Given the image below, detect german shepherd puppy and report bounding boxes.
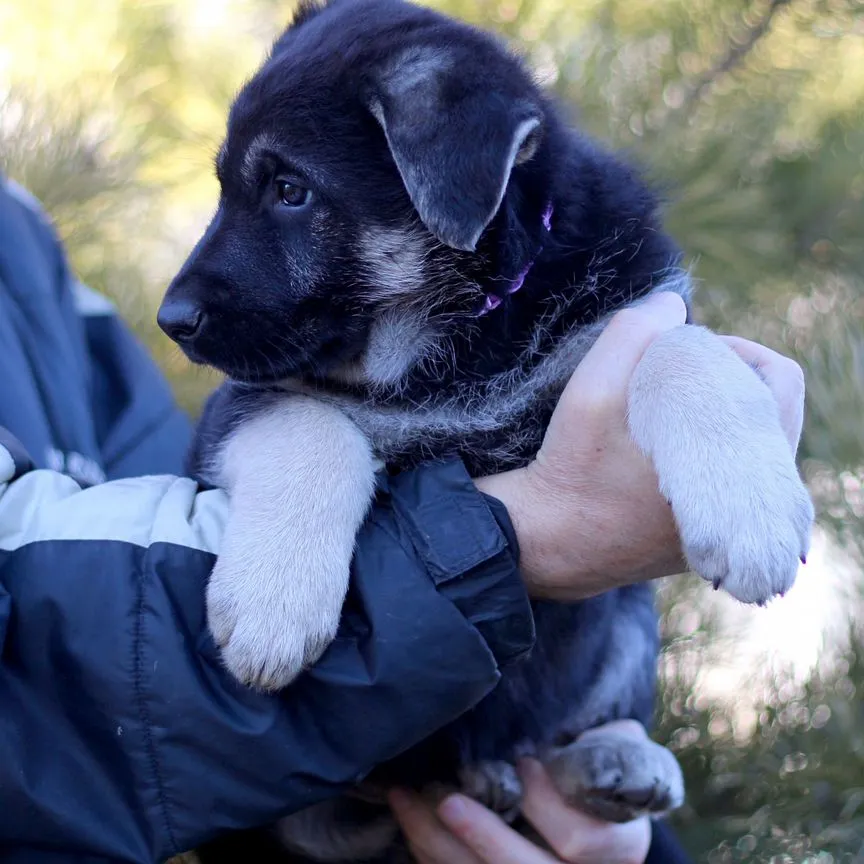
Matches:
[158,0,814,858]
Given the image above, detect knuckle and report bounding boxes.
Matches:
[603,300,686,356]
[612,293,686,330]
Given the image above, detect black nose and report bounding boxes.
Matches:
[157,299,205,344]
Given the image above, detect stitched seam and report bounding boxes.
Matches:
[132,550,179,855]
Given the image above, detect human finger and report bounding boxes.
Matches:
[557,291,688,423]
[437,793,560,863]
[389,789,485,864]
[518,759,651,864]
[718,335,805,452]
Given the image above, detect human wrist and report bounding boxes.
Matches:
[475,466,686,600]
[475,467,576,599]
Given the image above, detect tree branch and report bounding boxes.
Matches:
[682,0,795,113]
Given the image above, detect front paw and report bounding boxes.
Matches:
[677,446,814,605]
[543,727,684,823]
[628,324,815,607]
[206,547,347,692]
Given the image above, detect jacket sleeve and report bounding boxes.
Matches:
[1,177,193,481]
[0,432,533,864]
[75,280,195,480]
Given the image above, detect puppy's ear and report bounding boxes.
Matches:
[365,47,542,252]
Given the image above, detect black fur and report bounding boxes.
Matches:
[162,1,691,859]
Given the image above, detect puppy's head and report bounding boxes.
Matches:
[159,0,548,385]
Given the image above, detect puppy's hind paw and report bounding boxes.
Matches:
[459,761,523,823]
[543,726,684,824]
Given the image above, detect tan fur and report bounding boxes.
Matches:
[208,397,378,690]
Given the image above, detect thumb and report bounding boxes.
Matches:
[568,292,688,408]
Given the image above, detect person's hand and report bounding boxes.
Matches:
[717,335,805,453]
[475,293,807,600]
[389,720,652,864]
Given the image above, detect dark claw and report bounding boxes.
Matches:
[800,555,807,565]
[712,576,722,591]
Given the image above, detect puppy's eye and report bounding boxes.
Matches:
[275,178,312,208]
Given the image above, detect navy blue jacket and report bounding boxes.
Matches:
[0,177,534,863]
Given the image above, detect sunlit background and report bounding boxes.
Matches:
[2,0,863,860]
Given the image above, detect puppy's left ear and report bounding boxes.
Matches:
[365,48,542,252]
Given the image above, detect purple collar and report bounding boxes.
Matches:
[477,202,554,316]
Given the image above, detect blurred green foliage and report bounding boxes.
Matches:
[2,0,863,860]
